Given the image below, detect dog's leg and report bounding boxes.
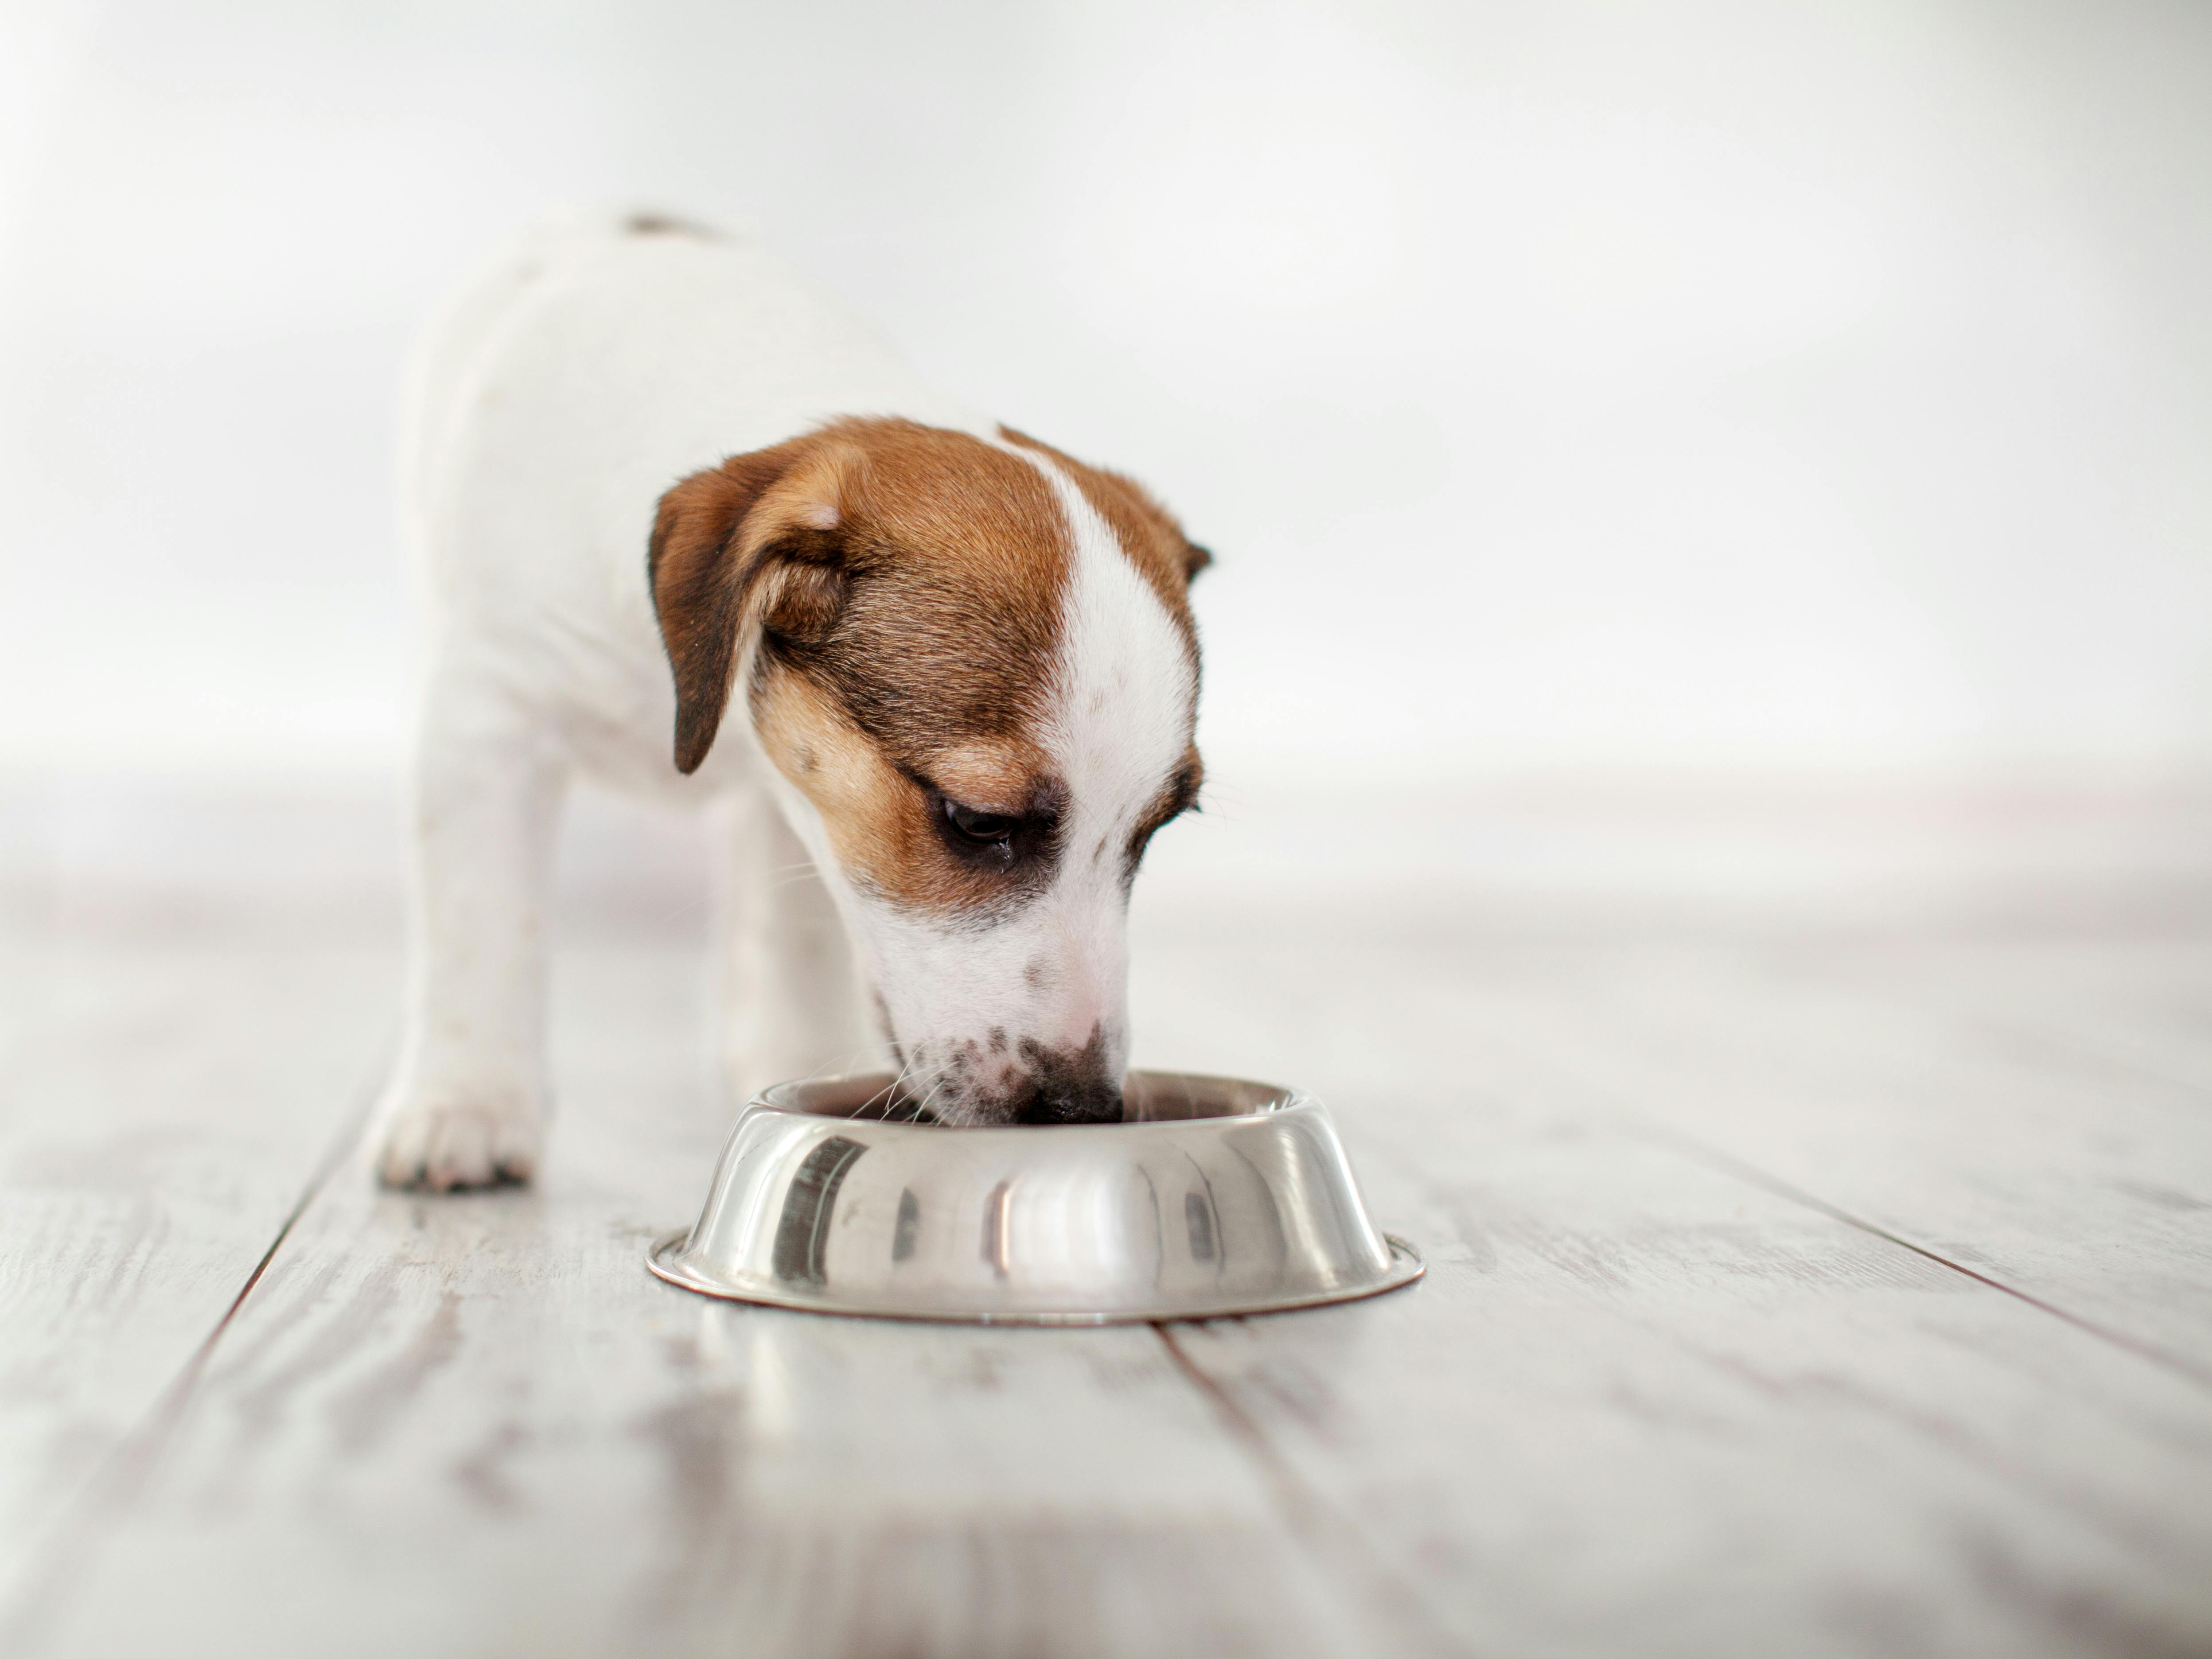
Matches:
[713,781,876,1111]
[376,682,567,1190]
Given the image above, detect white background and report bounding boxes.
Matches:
[3,0,2208,785]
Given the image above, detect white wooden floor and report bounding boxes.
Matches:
[2,777,2209,1658]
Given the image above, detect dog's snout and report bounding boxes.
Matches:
[1001,1030,1123,1124]
[1014,1072,1123,1125]
[906,1025,1127,1125]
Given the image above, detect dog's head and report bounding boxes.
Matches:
[650,417,1207,1124]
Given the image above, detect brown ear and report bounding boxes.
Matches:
[1182,541,1213,581]
[648,439,856,774]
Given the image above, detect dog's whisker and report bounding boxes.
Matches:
[763,861,826,886]
[909,1075,952,1126]
[897,1059,952,1124]
[867,1048,924,1120]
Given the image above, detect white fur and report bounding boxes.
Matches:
[377,216,1190,1184]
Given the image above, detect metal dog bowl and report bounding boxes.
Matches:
[648,1071,1422,1324]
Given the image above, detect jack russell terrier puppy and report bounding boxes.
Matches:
[377,214,1208,1190]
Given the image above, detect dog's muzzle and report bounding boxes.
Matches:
[1000,1028,1123,1124]
[921,1032,1123,1124]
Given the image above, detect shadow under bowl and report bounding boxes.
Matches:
[647,1071,1423,1324]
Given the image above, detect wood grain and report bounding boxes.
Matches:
[0,936,389,1588]
[1129,938,2212,1657]
[8,782,2212,1657]
[16,946,1411,1659]
[1184,1097,2212,1657]
[1131,931,2212,1371]
[1485,944,2212,1373]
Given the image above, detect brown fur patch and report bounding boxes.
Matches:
[649,436,856,772]
[1125,744,1206,876]
[997,426,1209,650]
[651,417,1206,918]
[750,670,1063,917]
[924,740,1052,815]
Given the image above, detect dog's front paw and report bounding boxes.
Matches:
[374,1088,544,1192]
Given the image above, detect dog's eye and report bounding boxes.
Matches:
[944,800,1017,844]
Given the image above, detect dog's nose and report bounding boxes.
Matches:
[1009,1057,1123,1124]
[1016,1082,1123,1125]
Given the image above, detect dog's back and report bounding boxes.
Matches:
[400,213,981,793]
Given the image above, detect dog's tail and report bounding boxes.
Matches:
[488,206,733,257]
[616,210,721,240]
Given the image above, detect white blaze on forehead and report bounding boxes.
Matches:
[980,444,1193,1064]
[1028,460,1197,871]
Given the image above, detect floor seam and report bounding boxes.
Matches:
[0,1030,389,1655]
[1618,1115,2212,1395]
[1151,1320,1477,1659]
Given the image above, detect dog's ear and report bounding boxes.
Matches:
[649,439,859,775]
[1182,541,1213,582]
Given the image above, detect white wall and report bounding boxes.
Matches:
[3,0,2208,781]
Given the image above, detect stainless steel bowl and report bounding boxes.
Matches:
[648,1071,1423,1324]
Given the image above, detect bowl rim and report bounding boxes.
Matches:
[750,1067,1311,1129]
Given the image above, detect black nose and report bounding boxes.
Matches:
[1016,1081,1123,1125]
[1011,1038,1124,1124]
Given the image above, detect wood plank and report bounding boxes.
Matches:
[1453,940,2212,1373]
[0,934,390,1587]
[16,785,2210,1656]
[1128,939,2212,1657]
[1127,922,2212,1369]
[0,772,683,1604]
[1809,939,2212,1100]
[1172,1107,2212,1658]
[15,944,1418,1659]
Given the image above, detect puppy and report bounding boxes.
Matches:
[376,214,1208,1190]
